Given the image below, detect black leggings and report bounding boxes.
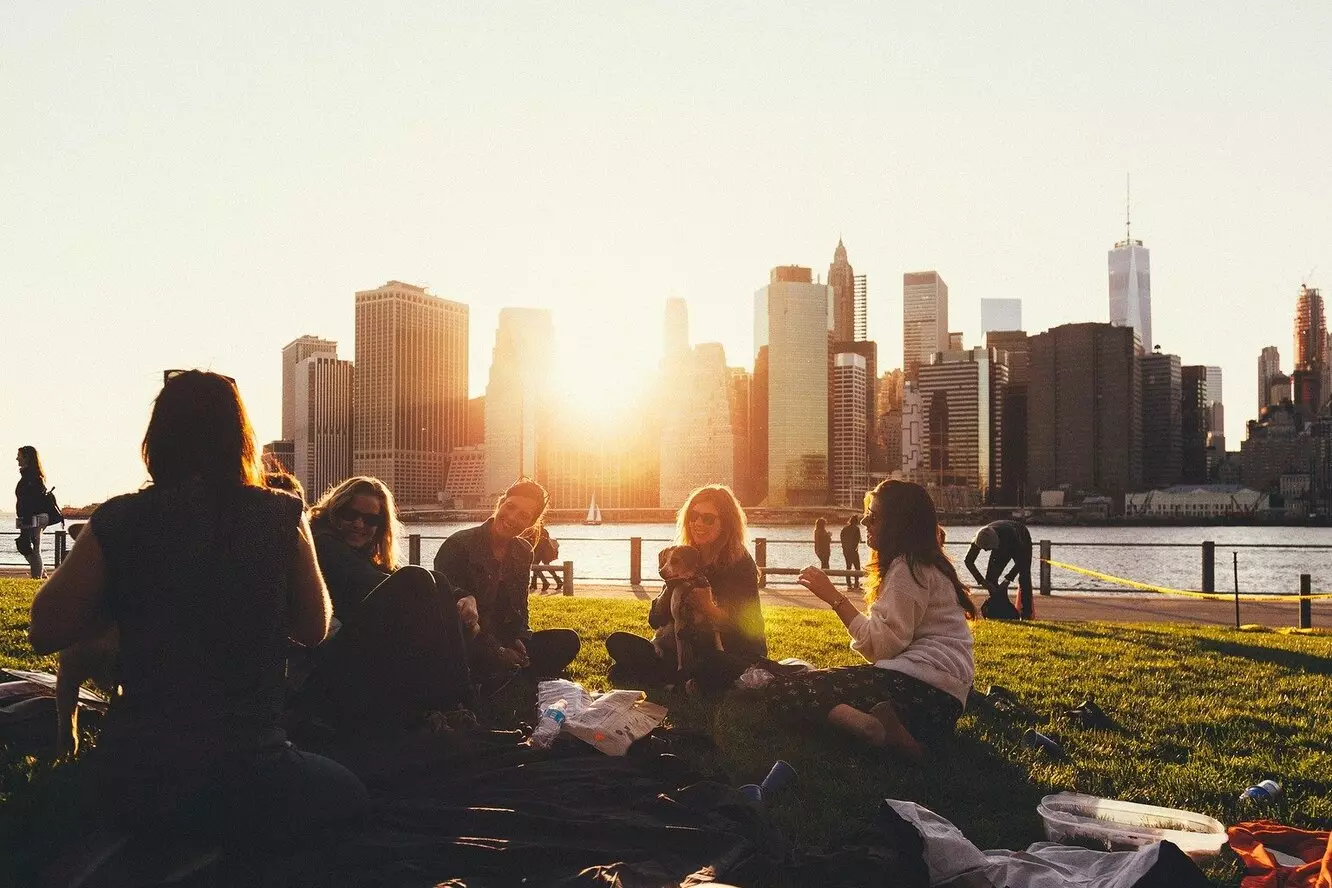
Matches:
[522,629,581,678]
[303,566,477,727]
[605,632,754,694]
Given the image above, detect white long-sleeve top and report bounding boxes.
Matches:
[846,555,975,704]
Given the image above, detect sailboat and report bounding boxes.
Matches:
[583,495,603,526]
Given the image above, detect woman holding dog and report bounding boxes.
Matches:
[757,479,975,762]
[605,484,767,692]
[29,370,365,848]
[300,475,479,730]
[433,479,581,685]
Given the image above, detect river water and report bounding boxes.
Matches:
[5,514,1328,596]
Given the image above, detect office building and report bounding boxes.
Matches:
[1205,366,1224,437]
[903,271,949,383]
[1140,352,1183,488]
[1108,215,1152,353]
[1294,285,1326,417]
[1258,346,1282,413]
[466,395,485,447]
[832,352,868,506]
[660,342,735,505]
[353,281,469,505]
[980,299,1022,335]
[1181,365,1209,485]
[484,307,554,498]
[948,332,965,351]
[281,335,337,441]
[901,385,925,475]
[755,266,832,505]
[293,354,354,502]
[1027,323,1142,503]
[442,446,487,509]
[544,418,659,511]
[832,339,879,474]
[261,439,295,475]
[916,348,1006,496]
[988,331,1030,504]
[853,274,868,341]
[828,239,857,343]
[729,368,751,504]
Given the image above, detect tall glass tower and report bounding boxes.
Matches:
[1108,185,1152,353]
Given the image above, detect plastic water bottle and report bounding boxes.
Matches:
[529,700,567,749]
[1239,779,1282,804]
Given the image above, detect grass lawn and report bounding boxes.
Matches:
[4,578,1332,886]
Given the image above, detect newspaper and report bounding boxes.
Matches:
[2,669,109,705]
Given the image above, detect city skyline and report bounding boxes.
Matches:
[4,3,1330,503]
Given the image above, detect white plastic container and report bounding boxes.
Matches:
[1037,792,1228,860]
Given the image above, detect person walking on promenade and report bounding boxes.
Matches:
[814,517,832,571]
[754,480,976,762]
[28,370,365,855]
[299,476,479,731]
[963,519,1032,620]
[605,484,768,693]
[433,479,581,686]
[840,514,862,590]
[15,445,52,578]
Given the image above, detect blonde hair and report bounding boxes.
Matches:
[674,484,750,568]
[310,476,401,571]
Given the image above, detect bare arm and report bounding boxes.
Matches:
[29,525,111,654]
[287,514,333,647]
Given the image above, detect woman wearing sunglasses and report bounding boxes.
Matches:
[300,476,477,730]
[605,484,767,692]
[29,370,365,854]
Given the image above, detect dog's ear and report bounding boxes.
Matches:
[658,547,673,570]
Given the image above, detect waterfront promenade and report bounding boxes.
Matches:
[562,582,1331,628]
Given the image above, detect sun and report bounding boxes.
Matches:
[550,329,656,427]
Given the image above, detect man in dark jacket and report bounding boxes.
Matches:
[840,515,862,590]
[964,520,1032,620]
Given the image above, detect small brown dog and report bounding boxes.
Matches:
[652,545,723,677]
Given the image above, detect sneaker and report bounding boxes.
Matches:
[1065,696,1115,730]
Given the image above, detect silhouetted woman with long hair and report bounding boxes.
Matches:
[15,445,51,578]
[759,480,976,761]
[29,370,365,854]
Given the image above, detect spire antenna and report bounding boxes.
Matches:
[1125,173,1132,241]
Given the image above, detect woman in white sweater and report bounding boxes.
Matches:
[766,480,977,761]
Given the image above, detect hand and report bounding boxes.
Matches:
[797,566,841,604]
[496,643,529,669]
[457,596,480,635]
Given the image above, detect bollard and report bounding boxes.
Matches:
[408,534,421,566]
[1202,541,1215,594]
[630,537,642,586]
[1300,574,1312,630]
[563,561,574,596]
[53,530,67,567]
[755,538,767,588]
[1039,540,1052,596]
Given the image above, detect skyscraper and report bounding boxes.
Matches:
[1181,365,1209,484]
[485,307,554,498]
[1294,285,1326,417]
[1140,352,1183,488]
[1205,366,1224,438]
[1027,323,1142,501]
[293,353,354,501]
[729,368,751,504]
[915,348,1006,496]
[659,343,735,505]
[1108,198,1152,352]
[281,335,337,440]
[755,266,832,505]
[988,331,1030,505]
[353,281,468,505]
[828,239,856,343]
[980,299,1022,335]
[903,271,949,383]
[1258,346,1282,412]
[832,353,868,506]
[853,274,868,341]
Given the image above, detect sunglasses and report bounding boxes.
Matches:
[335,506,385,528]
[163,369,236,386]
[687,510,719,527]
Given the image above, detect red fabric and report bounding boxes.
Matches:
[1227,821,1332,888]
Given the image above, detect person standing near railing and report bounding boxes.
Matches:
[814,517,832,571]
[840,515,862,590]
[15,445,51,579]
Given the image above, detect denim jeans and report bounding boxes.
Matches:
[19,523,43,578]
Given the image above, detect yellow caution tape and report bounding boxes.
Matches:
[1042,559,1332,602]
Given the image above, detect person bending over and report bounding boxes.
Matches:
[29,370,365,852]
[963,519,1032,620]
[757,480,976,762]
[433,479,580,686]
[605,484,767,693]
[298,476,477,731]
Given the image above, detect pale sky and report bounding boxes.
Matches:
[3,1,1330,504]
